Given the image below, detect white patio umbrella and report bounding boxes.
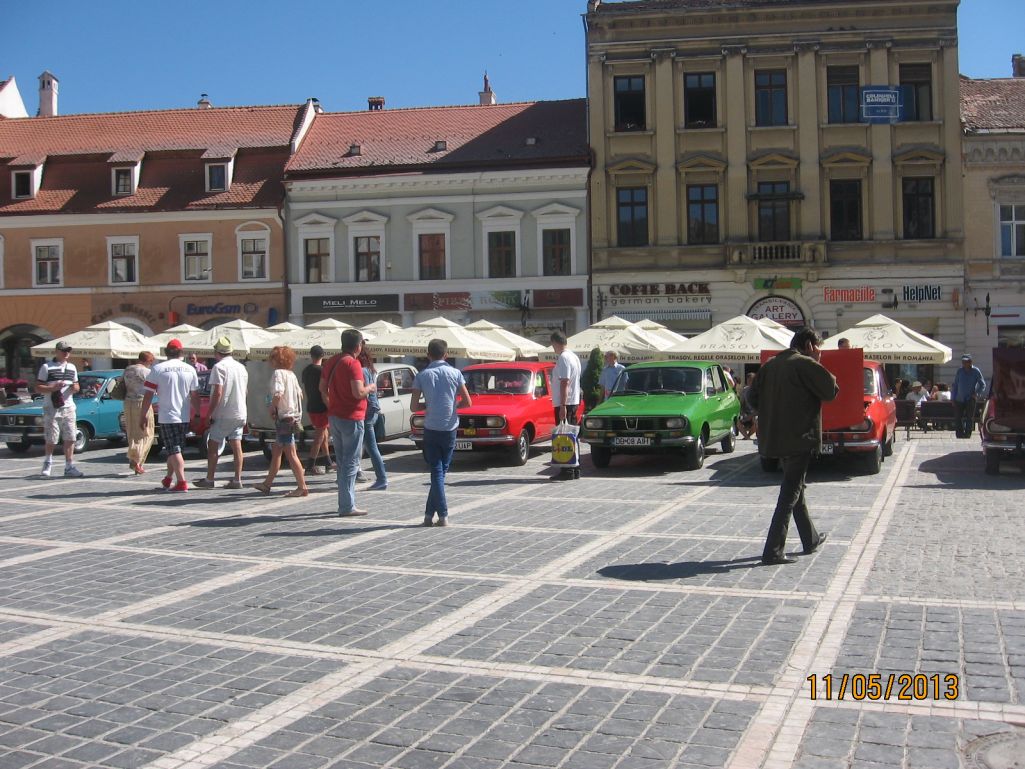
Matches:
[306,318,354,330]
[266,321,304,332]
[663,315,793,362]
[187,319,279,357]
[820,314,952,363]
[359,319,402,342]
[32,321,159,360]
[464,319,547,357]
[148,323,206,353]
[249,328,347,361]
[633,319,689,347]
[368,317,515,360]
[539,317,673,363]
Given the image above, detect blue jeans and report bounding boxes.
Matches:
[329,416,364,513]
[364,411,386,482]
[422,428,456,520]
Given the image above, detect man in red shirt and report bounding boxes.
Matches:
[320,328,376,516]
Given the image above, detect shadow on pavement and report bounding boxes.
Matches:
[177,511,341,527]
[597,557,763,581]
[260,523,425,538]
[913,450,1024,488]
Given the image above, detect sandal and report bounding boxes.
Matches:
[285,488,309,498]
[254,482,272,495]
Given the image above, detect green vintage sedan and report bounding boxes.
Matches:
[581,360,741,470]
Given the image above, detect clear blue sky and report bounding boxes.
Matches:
[3,0,1022,115]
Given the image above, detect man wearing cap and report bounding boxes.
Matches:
[35,341,83,478]
[194,337,248,489]
[141,339,200,492]
[952,353,986,438]
[302,345,332,474]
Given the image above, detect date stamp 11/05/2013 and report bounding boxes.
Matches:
[807,673,960,701]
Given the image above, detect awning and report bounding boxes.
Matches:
[614,309,712,322]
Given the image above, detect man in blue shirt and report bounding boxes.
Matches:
[951,353,987,438]
[411,339,472,527]
[598,350,626,401]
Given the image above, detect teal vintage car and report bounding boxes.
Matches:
[581,360,741,470]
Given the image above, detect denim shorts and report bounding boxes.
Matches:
[275,418,297,445]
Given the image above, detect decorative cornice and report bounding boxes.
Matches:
[721,44,747,58]
[964,139,1025,165]
[286,168,589,198]
[793,41,820,54]
[986,174,1025,201]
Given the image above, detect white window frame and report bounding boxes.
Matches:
[294,213,337,284]
[110,164,141,196]
[11,167,41,200]
[998,201,1025,259]
[533,203,580,277]
[31,237,63,288]
[408,208,454,281]
[106,235,140,286]
[179,233,213,283]
[205,160,233,193]
[477,205,523,279]
[236,223,271,281]
[343,210,388,283]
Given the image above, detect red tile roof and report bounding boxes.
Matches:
[591,0,893,12]
[961,76,1025,132]
[286,100,588,177]
[0,104,307,213]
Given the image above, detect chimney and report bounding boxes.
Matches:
[478,73,497,106]
[37,70,58,117]
[1013,54,1025,78]
[368,96,385,111]
[307,97,323,114]
[197,93,212,108]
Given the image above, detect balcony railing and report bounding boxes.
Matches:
[730,241,826,265]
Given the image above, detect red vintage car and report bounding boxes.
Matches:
[410,361,556,465]
[820,359,897,474]
[980,347,1025,475]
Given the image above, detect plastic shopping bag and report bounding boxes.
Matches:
[550,421,580,468]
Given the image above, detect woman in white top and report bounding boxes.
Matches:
[255,346,308,497]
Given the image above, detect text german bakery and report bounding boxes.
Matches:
[609,283,711,297]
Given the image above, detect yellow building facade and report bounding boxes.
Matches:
[585,0,965,381]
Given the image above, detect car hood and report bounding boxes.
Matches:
[588,393,702,417]
[0,401,44,417]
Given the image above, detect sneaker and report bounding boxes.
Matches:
[169,481,189,493]
[40,460,53,478]
[436,516,449,527]
[193,478,216,489]
[368,480,388,491]
[311,465,326,475]
[224,480,243,490]
[338,509,368,517]
[63,465,84,478]
[421,516,434,527]
[356,473,369,483]
[161,475,173,489]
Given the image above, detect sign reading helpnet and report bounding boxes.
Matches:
[861,86,903,124]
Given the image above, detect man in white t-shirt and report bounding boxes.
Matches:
[550,330,582,481]
[194,336,249,490]
[35,341,83,478]
[141,338,199,492]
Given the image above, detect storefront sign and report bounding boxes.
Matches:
[186,301,259,316]
[753,277,803,290]
[532,288,584,308]
[747,295,806,327]
[608,282,710,297]
[303,294,399,314]
[92,303,159,326]
[902,285,942,302]
[823,286,876,303]
[404,291,524,312]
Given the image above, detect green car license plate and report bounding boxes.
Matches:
[613,436,650,446]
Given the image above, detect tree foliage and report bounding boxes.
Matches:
[582,347,604,411]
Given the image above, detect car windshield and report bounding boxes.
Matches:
[197,370,211,397]
[465,369,532,395]
[611,366,703,395]
[74,375,107,399]
[863,367,877,396]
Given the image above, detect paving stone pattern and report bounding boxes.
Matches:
[0,436,1022,769]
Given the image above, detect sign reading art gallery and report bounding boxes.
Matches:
[747,295,806,327]
[303,294,400,314]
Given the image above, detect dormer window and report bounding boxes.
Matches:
[113,168,133,196]
[206,163,228,192]
[12,171,33,199]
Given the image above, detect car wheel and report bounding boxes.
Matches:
[684,433,705,470]
[984,449,1001,475]
[74,423,92,453]
[590,445,612,468]
[720,423,737,454]
[510,428,531,466]
[881,430,893,458]
[760,456,780,472]
[6,439,31,454]
[863,444,882,475]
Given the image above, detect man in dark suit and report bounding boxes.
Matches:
[749,327,838,565]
